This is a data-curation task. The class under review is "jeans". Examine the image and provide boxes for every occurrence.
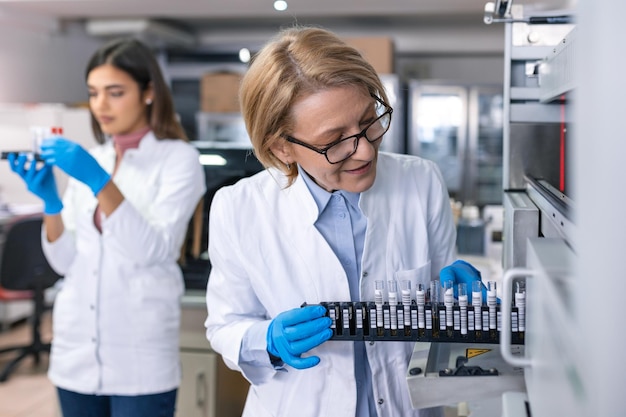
[57,387,177,417]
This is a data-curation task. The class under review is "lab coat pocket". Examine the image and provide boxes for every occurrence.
[393,261,432,292]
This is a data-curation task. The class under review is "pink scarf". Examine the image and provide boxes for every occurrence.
[113,125,151,157]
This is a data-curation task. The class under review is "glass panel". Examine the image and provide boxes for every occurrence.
[475,91,503,205]
[415,93,464,193]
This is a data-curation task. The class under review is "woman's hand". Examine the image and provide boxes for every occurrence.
[40,137,110,196]
[7,153,63,214]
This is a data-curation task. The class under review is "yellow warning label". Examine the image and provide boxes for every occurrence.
[466,348,491,359]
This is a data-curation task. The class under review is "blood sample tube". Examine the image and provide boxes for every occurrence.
[375,280,385,336]
[488,281,498,340]
[401,280,412,336]
[388,280,398,336]
[416,283,426,337]
[458,283,468,337]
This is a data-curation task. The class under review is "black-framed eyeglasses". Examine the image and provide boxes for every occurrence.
[284,96,393,164]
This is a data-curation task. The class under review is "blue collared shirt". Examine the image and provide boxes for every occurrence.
[300,167,377,417]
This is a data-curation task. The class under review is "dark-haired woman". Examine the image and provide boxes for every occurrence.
[8,38,206,417]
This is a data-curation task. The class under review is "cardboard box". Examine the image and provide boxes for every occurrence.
[200,72,243,113]
[343,37,394,75]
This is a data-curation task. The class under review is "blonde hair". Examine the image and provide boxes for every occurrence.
[240,26,388,186]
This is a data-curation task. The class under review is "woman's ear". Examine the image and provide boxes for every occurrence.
[269,139,292,166]
[143,82,154,106]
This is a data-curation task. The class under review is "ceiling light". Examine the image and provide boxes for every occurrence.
[198,154,227,166]
[239,48,251,63]
[273,1,288,12]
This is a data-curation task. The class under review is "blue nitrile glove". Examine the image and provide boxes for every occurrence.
[266,305,333,369]
[40,137,110,196]
[439,260,487,304]
[7,153,63,215]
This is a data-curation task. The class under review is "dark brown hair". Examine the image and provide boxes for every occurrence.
[85,38,187,143]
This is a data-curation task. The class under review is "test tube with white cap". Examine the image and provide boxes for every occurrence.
[487,280,498,340]
[374,280,385,336]
[387,280,398,336]
[401,280,412,336]
[416,283,426,336]
[515,280,526,339]
[443,279,454,337]
[458,283,468,336]
[472,280,483,338]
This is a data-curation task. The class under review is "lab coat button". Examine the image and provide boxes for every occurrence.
[91,337,96,343]
[362,271,368,278]
[339,212,346,219]
[369,341,375,346]
[90,305,95,310]
[377,398,384,405]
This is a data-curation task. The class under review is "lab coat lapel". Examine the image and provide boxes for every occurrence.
[278,174,352,303]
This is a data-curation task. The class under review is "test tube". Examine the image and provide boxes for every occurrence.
[375,280,385,336]
[31,126,63,157]
[458,283,468,336]
[443,280,454,337]
[327,303,337,332]
[430,280,441,337]
[388,280,398,336]
[472,281,483,338]
[515,280,526,339]
[341,303,352,335]
[355,302,365,335]
[31,127,44,157]
[416,283,426,336]
[487,281,498,340]
[401,280,412,336]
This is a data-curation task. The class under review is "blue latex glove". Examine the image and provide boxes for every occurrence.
[439,260,487,304]
[266,305,333,369]
[7,153,63,215]
[40,137,110,196]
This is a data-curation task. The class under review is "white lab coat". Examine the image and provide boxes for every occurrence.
[43,132,206,395]
[206,152,456,417]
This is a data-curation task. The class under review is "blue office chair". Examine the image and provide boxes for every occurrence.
[0,214,61,382]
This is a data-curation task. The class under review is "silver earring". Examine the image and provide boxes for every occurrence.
[146,98,153,105]
[286,162,291,170]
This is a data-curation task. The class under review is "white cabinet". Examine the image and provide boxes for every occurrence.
[177,292,248,417]
[178,350,218,417]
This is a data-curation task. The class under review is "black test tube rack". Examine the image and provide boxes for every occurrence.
[316,300,525,345]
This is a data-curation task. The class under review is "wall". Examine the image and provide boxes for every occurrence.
[0,20,102,103]
[195,19,505,55]
[397,55,504,85]
[194,19,505,84]
[0,15,504,102]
